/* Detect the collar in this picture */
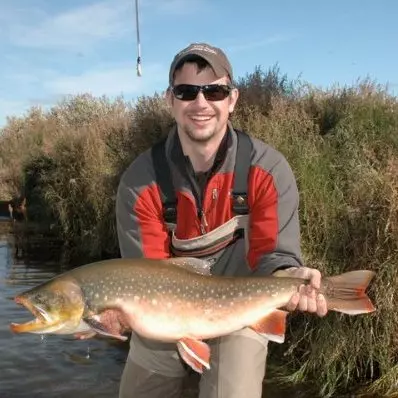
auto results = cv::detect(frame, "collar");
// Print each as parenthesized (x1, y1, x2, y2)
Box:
(169, 124, 233, 176)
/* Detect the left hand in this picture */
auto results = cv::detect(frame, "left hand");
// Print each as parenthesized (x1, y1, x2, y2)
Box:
(274, 267, 328, 317)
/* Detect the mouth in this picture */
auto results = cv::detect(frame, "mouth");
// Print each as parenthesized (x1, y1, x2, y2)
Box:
(189, 115, 214, 124)
(10, 296, 59, 334)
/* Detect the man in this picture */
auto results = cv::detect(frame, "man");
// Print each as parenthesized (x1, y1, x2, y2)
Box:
(82, 42, 328, 397)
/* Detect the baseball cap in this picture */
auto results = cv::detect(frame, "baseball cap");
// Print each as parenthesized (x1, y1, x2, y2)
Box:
(168, 42, 233, 86)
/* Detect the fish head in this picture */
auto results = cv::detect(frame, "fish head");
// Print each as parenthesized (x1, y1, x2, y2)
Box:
(10, 277, 86, 335)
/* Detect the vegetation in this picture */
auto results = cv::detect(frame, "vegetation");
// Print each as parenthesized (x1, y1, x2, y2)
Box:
(1, 65, 397, 397)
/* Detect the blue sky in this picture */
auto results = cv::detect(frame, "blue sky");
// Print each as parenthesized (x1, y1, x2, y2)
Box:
(1, 0, 397, 127)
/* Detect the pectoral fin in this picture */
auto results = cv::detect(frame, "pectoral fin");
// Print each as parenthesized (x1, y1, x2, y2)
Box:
(83, 315, 128, 341)
(250, 309, 288, 343)
(177, 337, 211, 374)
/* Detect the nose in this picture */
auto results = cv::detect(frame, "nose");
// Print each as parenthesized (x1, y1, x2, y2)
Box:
(192, 90, 209, 106)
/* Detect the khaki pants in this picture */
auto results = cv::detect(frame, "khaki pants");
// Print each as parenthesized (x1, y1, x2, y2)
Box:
(119, 328, 268, 398)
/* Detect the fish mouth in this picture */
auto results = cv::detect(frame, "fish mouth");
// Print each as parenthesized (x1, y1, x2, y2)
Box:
(10, 296, 61, 334)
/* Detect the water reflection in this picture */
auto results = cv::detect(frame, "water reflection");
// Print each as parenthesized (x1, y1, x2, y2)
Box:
(0, 226, 129, 398)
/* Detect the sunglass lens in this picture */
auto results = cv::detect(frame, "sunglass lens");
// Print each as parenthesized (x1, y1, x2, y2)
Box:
(172, 85, 199, 101)
(172, 84, 231, 101)
(203, 85, 230, 101)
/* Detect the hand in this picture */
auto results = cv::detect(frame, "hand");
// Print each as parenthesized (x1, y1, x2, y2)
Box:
(274, 267, 328, 317)
(74, 309, 129, 340)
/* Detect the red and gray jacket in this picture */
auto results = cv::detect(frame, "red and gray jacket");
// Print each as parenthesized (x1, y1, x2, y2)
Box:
(116, 122, 303, 276)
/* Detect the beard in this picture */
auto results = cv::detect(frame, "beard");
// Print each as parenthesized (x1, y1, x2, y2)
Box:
(181, 124, 217, 143)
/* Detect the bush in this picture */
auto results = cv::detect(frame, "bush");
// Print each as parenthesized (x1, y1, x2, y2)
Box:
(1, 67, 397, 397)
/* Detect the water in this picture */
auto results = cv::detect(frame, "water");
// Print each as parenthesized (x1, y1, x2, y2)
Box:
(0, 221, 312, 398)
(0, 225, 129, 398)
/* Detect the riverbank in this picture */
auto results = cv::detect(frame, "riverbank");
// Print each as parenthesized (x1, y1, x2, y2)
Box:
(1, 66, 397, 397)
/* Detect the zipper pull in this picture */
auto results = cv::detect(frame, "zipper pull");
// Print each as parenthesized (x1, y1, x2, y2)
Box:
(212, 188, 218, 200)
(198, 209, 208, 235)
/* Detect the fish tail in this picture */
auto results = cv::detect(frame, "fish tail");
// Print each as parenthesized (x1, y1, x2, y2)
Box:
(322, 270, 376, 315)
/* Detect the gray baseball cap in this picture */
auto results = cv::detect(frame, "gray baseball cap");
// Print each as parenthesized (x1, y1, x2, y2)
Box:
(168, 42, 233, 85)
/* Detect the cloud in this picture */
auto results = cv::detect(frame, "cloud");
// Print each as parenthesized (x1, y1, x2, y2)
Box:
(3, 0, 210, 52)
(5, 1, 133, 51)
(225, 34, 296, 53)
(147, 0, 212, 15)
(43, 62, 167, 97)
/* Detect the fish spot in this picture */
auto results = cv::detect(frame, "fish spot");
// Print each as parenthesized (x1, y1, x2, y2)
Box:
(104, 296, 108, 301)
(167, 302, 172, 309)
(95, 293, 99, 299)
(222, 295, 226, 299)
(152, 299, 157, 306)
(134, 296, 140, 302)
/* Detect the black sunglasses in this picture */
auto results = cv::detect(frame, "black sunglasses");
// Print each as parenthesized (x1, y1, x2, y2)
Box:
(171, 84, 233, 101)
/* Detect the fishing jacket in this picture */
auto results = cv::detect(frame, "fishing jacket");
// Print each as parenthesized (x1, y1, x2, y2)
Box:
(116, 122, 303, 276)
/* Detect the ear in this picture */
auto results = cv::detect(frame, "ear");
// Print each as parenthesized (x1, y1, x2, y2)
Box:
(228, 88, 239, 113)
(165, 87, 174, 109)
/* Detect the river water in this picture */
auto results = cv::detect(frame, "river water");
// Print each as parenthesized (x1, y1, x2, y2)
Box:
(0, 220, 314, 398)
(0, 221, 131, 398)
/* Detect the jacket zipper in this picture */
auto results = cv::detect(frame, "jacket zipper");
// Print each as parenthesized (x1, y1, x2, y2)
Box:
(184, 160, 211, 235)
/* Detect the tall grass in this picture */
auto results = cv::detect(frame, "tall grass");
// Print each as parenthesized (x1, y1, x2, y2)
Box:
(1, 66, 397, 396)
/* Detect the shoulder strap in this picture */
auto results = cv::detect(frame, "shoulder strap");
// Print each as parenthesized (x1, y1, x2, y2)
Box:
(152, 129, 253, 224)
(232, 130, 253, 215)
(151, 138, 177, 224)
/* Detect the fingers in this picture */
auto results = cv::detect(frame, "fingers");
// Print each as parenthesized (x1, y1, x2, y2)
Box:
(277, 267, 328, 317)
(285, 285, 328, 317)
(285, 291, 300, 312)
(316, 294, 328, 317)
(309, 269, 322, 290)
(305, 286, 317, 313)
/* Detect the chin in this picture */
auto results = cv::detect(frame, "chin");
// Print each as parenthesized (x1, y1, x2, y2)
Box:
(188, 131, 215, 143)
(187, 123, 218, 140)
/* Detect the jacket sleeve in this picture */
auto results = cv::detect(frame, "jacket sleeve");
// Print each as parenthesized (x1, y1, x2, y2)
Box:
(247, 151, 303, 276)
(115, 153, 171, 259)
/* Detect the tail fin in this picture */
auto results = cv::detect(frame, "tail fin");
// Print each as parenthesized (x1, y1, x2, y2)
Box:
(322, 270, 376, 315)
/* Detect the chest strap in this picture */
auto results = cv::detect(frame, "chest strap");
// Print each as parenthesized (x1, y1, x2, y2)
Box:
(151, 129, 253, 226)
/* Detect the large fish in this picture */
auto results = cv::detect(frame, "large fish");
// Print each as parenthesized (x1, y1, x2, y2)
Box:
(10, 257, 376, 373)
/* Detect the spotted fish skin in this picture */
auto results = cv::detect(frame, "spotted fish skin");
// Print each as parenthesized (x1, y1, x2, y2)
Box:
(76, 259, 306, 341)
(10, 257, 376, 373)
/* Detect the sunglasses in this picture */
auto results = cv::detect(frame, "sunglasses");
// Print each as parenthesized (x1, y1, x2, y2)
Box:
(171, 84, 233, 101)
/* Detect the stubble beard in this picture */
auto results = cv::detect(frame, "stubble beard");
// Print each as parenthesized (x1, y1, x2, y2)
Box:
(183, 127, 215, 143)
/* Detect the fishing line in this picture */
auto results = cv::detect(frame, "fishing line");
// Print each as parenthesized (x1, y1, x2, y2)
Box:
(135, 0, 142, 77)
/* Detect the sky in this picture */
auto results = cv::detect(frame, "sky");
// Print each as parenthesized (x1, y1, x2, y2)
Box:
(1, 0, 397, 127)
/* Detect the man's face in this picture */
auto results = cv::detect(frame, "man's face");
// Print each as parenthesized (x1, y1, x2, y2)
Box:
(166, 62, 239, 143)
